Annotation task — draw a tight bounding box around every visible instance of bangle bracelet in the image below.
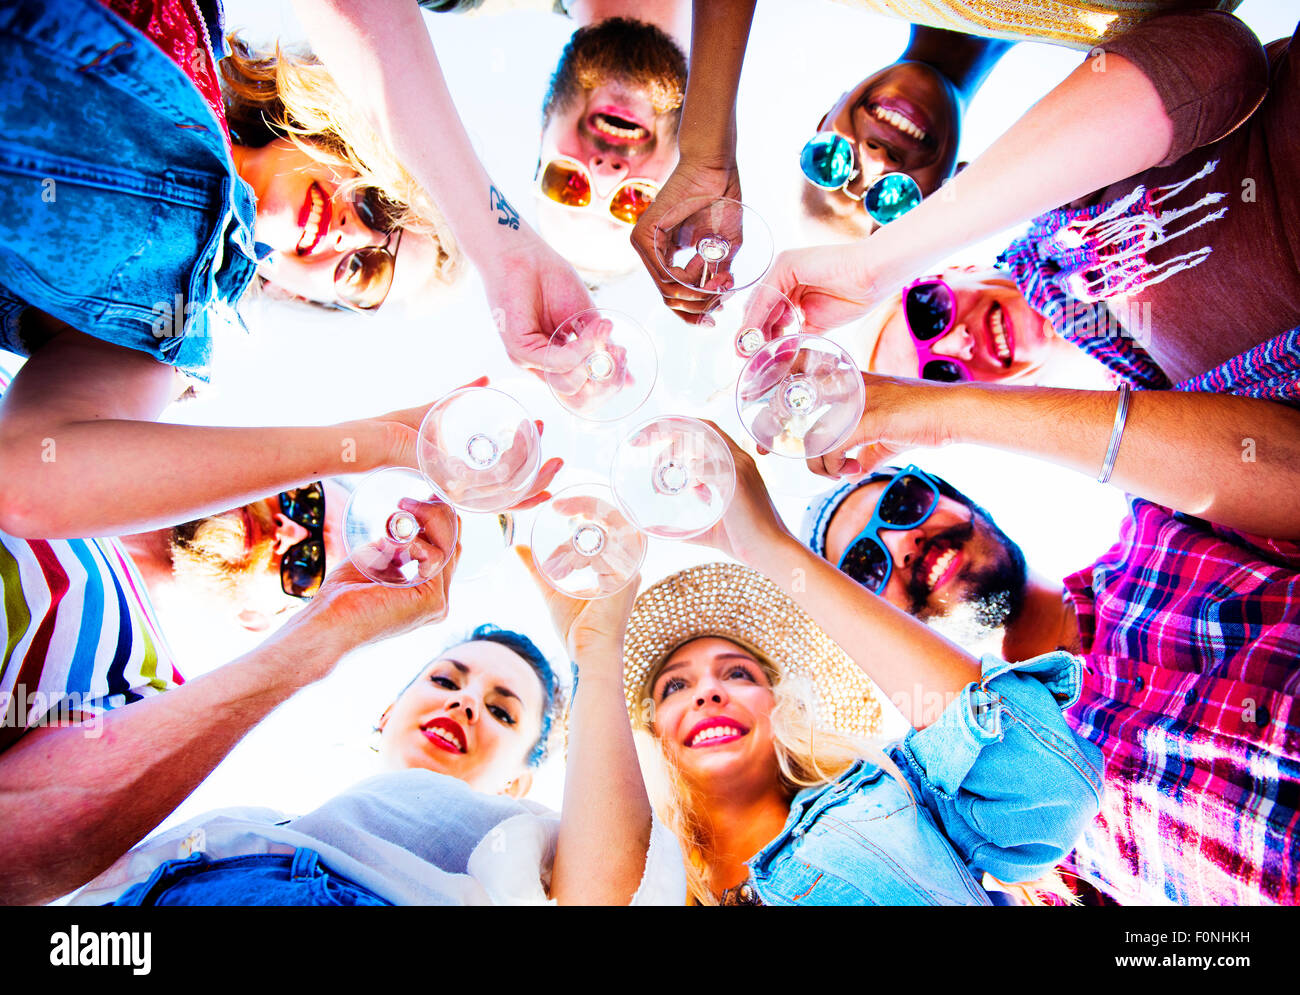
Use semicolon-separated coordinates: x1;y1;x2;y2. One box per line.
1097;383;1132;484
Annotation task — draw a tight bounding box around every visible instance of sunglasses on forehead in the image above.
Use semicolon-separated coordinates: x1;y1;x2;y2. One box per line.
536;156;658;225
279;482;326;599
836;466;941;594
799;131;923;226
902;277;970;383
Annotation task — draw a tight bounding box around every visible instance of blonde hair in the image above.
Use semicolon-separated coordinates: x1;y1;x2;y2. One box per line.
168;503;278;609
633;641;905;905
220;35;461;287
634;638;1076;906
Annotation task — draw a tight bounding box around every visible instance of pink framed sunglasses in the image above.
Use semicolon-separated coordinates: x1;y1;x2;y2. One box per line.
902;277;970;383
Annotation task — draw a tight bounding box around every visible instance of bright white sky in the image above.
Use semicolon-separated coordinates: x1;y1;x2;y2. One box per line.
19;0;1296;852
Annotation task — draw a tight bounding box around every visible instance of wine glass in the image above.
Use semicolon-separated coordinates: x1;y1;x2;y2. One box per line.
530;483;647;599
610;416;736;540
343;386;541;588
543;308;657;423
735;334;866;459
417;387;542;512
343;467;459;587
652;197;774;299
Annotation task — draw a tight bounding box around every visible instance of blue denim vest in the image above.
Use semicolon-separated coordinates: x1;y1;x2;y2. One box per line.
0;0;259;377
744;651;1105;905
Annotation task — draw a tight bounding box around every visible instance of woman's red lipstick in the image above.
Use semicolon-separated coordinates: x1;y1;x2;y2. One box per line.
421;716;466;754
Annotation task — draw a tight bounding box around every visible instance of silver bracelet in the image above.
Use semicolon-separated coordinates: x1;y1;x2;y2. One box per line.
1097;383;1132;484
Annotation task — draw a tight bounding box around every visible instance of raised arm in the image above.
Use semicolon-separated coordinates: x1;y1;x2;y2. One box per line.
765;12;1267;332
811;375;1300;540
290;0;594;373
0;534;460;906
692;425;981;727
516;547;660;906
629;0;756;319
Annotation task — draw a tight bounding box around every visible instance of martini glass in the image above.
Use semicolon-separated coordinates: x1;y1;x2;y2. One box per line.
530;483;647;599
417;386;542;512
543;308;657;423
610;416;736;540
342;468;459;587
735;334;866;459
652;196;774;299
343;386;541;587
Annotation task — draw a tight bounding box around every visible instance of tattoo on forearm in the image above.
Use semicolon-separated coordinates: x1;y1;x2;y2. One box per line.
489;186;520;230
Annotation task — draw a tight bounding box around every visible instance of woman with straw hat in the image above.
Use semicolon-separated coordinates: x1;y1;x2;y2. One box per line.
620;428;1104;904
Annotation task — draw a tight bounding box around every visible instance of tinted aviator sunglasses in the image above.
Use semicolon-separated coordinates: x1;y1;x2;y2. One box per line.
799;132;923;226
902;277;970;383
279;482;326;599
836;466;941;594
536;156;658;224
333;186;404;312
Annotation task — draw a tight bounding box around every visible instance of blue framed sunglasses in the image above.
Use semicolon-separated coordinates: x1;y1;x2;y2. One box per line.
799;131;923;226
835;465;941;593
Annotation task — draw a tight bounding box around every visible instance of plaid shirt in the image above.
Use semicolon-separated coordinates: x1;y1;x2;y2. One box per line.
1062;498;1300;905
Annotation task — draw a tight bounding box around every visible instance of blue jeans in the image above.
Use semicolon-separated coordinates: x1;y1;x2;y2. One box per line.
113;849;392;907
0;0;259;378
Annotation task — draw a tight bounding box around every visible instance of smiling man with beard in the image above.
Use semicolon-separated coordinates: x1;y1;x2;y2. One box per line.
802;468;1032;653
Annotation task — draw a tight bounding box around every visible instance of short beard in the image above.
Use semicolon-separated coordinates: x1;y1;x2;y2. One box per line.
906;516;1027;641
542;17;687;128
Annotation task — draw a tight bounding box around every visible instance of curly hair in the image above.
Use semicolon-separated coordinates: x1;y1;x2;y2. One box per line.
220;35;461;287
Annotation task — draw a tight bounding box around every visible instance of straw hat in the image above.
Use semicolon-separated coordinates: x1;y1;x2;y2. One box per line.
623;562;884;738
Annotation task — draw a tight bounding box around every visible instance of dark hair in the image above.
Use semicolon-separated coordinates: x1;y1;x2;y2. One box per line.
853;467;1029;625
395;624;563;767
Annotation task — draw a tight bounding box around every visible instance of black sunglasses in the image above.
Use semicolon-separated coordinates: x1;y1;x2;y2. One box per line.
279;482;326;599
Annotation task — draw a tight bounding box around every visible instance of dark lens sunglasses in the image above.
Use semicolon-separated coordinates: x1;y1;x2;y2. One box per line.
835;466;941;593
902;277;971;383
279;482;326;599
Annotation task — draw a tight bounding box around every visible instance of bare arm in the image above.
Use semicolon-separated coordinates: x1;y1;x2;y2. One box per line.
815;377;1300;539
0;325;421;538
0;544;461;906
693;427;981;728
517;549;652;905
766;52;1175;330
290;0;594;372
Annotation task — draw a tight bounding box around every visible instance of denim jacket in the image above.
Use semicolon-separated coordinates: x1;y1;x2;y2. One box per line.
0;0;259;377
743;651;1104;905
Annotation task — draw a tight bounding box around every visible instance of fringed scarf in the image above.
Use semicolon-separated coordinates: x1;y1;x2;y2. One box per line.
998;161;1300;408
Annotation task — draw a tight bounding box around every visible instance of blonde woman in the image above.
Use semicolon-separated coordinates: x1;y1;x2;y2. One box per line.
623;560;1102;906
619;426;1103;904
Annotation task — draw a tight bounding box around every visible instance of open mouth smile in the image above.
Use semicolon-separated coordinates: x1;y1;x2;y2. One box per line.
421;716;467;754
588;106;651;144
915;541;962;596
985;302;1015;369
296;181;331;256
685;716;749;749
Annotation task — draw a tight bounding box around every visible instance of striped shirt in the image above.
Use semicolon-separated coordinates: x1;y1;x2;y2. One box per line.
0;366;182;752
1063;497;1300;904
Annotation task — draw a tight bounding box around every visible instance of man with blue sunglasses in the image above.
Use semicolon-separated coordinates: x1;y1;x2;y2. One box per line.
800;465;1032;649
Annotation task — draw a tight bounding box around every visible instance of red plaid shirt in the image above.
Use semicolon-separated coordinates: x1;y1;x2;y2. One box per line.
1062;498;1300;905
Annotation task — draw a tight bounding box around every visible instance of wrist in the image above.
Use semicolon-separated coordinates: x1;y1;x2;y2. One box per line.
251;612;348;691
